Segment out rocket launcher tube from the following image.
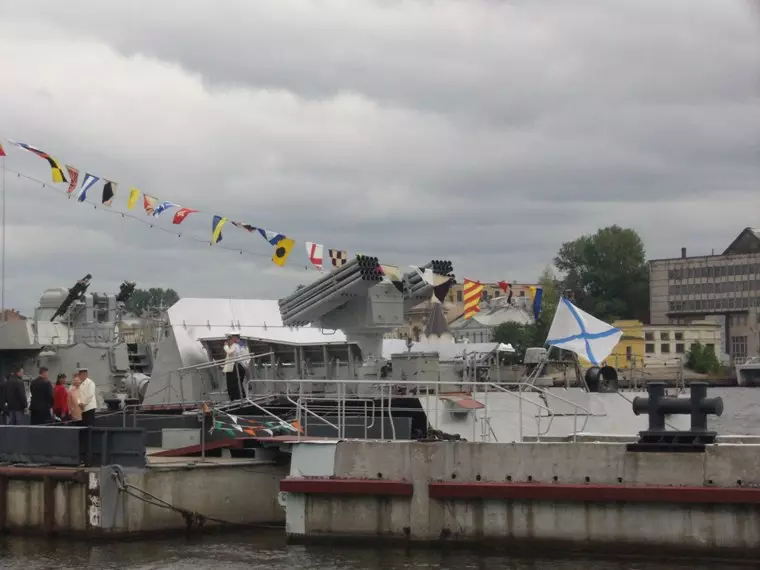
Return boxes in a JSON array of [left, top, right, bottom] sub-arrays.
[[402, 260, 454, 293], [280, 268, 383, 322], [278, 256, 362, 306], [278, 255, 378, 312], [281, 271, 382, 327], [279, 256, 382, 320], [278, 264, 362, 313]]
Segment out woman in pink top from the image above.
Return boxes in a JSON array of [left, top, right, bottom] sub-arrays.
[[67, 372, 83, 425]]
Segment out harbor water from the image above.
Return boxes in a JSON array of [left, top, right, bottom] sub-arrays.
[[2, 388, 759, 569]]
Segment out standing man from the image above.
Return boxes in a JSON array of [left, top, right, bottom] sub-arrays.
[[29, 367, 54, 425], [77, 367, 97, 426], [223, 333, 248, 401], [4, 366, 27, 425]]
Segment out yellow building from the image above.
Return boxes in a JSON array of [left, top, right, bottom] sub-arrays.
[[580, 319, 723, 370], [446, 281, 537, 309]]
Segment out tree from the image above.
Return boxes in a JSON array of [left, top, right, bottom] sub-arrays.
[[491, 267, 562, 358], [554, 225, 649, 322], [124, 287, 180, 316], [686, 342, 721, 375], [492, 321, 534, 360]]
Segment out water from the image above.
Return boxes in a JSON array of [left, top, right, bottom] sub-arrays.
[[0, 532, 754, 569], [2, 388, 759, 569]]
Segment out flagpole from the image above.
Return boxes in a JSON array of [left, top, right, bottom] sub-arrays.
[[1, 152, 5, 322]]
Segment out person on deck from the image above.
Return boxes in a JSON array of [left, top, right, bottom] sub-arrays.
[[223, 333, 248, 401], [4, 366, 27, 425], [67, 372, 82, 425], [52, 373, 69, 422], [29, 367, 54, 425], [77, 367, 97, 426]]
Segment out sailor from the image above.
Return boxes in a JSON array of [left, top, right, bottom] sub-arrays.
[[223, 333, 248, 401], [77, 367, 97, 426]]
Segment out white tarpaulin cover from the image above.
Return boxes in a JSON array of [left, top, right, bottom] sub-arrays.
[[546, 297, 622, 365]]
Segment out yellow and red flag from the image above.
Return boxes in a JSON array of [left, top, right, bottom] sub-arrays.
[[463, 279, 483, 319]]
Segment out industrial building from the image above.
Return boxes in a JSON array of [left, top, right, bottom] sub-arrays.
[[649, 227, 760, 361]]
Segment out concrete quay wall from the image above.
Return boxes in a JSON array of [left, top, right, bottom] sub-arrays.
[[281, 441, 760, 555], [0, 460, 288, 537]]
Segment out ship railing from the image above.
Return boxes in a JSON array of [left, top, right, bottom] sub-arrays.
[[275, 378, 595, 443], [484, 382, 591, 442], [176, 350, 275, 372], [136, 374, 600, 443]]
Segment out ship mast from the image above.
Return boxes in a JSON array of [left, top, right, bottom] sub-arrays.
[[1, 149, 5, 322]]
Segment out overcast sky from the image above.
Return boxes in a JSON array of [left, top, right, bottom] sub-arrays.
[[0, 0, 758, 314]]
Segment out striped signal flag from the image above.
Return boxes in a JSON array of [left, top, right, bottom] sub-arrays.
[[463, 279, 483, 320]]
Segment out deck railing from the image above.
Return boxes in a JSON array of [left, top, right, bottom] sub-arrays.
[[124, 370, 606, 444]]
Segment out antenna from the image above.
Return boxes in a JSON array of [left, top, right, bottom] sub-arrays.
[[1, 149, 5, 322]]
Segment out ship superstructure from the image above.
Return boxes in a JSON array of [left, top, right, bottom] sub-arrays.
[[139, 256, 689, 442], [0, 277, 156, 407]]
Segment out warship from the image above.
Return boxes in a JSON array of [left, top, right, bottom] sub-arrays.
[[4, 261, 688, 449], [0, 275, 155, 408], [136, 256, 688, 446]]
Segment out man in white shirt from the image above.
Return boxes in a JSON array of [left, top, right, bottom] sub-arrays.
[[223, 334, 248, 401], [77, 367, 97, 426]]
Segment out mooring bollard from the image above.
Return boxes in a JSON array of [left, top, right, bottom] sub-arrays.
[[628, 382, 723, 453]]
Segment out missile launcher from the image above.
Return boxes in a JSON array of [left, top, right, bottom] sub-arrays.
[[277, 256, 455, 390]]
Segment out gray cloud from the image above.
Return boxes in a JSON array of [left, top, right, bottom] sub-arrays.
[[0, 0, 758, 314]]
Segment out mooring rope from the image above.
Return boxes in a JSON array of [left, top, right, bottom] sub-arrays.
[[108, 465, 284, 531]]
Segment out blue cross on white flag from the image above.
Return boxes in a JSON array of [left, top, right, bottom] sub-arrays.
[[257, 228, 285, 246], [546, 297, 622, 366]]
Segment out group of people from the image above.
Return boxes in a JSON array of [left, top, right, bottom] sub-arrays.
[[0, 366, 97, 426]]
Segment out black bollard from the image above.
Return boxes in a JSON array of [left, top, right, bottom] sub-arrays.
[[627, 382, 723, 453]]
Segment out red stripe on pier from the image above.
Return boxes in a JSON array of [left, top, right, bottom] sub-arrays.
[[428, 482, 760, 504], [281, 478, 413, 496]]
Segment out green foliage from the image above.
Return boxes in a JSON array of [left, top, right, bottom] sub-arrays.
[[686, 342, 721, 374], [124, 287, 180, 317], [491, 321, 536, 360], [554, 225, 649, 322], [491, 266, 561, 358]]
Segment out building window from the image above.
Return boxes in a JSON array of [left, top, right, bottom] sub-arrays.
[[645, 344, 655, 354], [661, 344, 670, 354], [705, 343, 716, 355], [645, 332, 654, 341], [675, 343, 685, 354], [660, 332, 670, 341], [457, 291, 463, 302], [675, 332, 683, 341], [625, 346, 632, 361], [730, 336, 747, 359]]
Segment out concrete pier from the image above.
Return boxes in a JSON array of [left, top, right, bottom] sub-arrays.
[[0, 454, 288, 537], [280, 440, 760, 556]]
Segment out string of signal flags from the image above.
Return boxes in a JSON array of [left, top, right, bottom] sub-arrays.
[[0, 139, 541, 320]]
